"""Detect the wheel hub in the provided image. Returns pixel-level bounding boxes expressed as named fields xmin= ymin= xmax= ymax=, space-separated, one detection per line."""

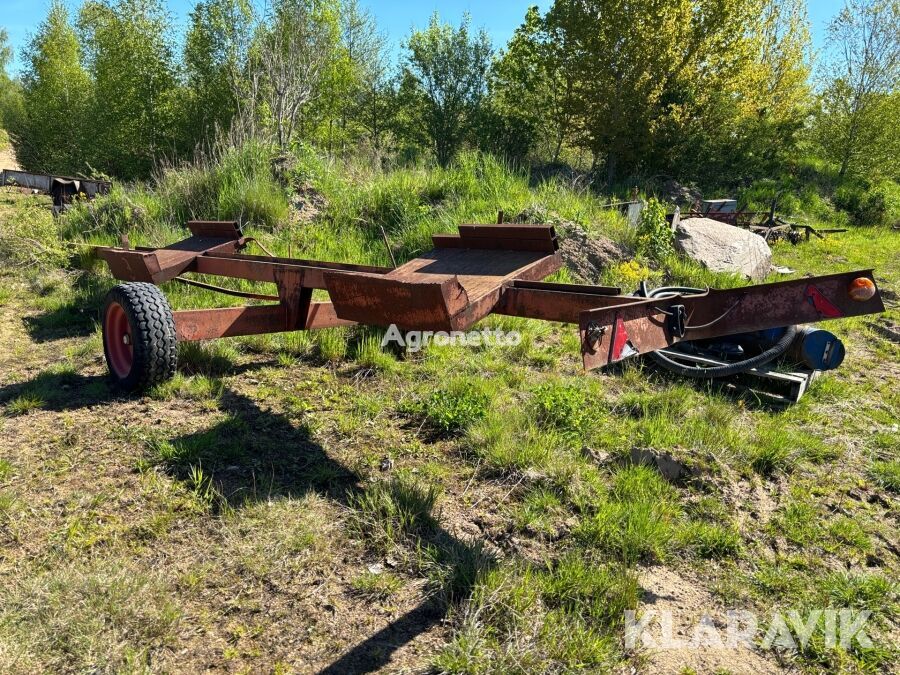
xmin=104 ymin=302 xmax=134 ymax=378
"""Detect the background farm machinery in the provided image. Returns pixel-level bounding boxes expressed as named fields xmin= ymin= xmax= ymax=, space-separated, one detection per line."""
xmin=1 ymin=168 xmax=111 ymax=214
xmin=675 ymin=197 xmax=848 ymax=244
xmin=92 ymin=221 xmax=883 ymax=402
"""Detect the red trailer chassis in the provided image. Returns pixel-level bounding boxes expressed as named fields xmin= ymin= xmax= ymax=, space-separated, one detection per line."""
xmin=93 ymin=220 xmax=884 ymax=390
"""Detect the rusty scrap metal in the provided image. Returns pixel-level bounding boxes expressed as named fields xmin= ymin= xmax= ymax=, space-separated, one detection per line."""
xmin=1 ymin=169 xmax=111 ymax=211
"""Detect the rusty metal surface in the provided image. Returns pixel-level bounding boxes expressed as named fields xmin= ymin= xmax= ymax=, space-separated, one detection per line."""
xmin=326 ymin=242 xmax=562 ymax=331
xmin=496 ymin=284 xmax=637 ymax=324
xmin=325 ymin=271 xmax=470 ymax=331
xmin=193 ymin=254 xmax=388 ymax=289
xmin=96 ymin=223 xmax=885 ymax=363
xmin=433 ymin=224 xmax=558 ymax=253
xmin=97 ymin=236 xmax=241 ymax=284
xmin=174 ymin=301 xmax=352 ymax=341
xmin=185 ymin=220 xmax=243 ymax=239
xmin=579 ymin=270 xmax=884 ymax=369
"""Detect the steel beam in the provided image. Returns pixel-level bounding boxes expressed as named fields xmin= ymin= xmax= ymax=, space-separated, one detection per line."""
xmin=579 ymin=270 xmax=884 ymax=369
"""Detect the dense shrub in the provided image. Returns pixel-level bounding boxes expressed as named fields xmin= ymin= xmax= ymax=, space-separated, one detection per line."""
xmin=635 ymin=197 xmax=673 ymax=260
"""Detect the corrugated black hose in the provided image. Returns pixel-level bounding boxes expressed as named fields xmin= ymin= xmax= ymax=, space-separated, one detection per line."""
xmin=636 ymin=282 xmax=798 ymax=379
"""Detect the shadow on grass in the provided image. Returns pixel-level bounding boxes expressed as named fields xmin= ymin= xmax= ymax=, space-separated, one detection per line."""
xmin=23 ymin=273 xmax=108 ymax=342
xmin=158 ymin=388 xmax=493 ymax=674
xmin=0 ymin=371 xmax=119 ymax=412
xmin=641 ymin=360 xmax=796 ymax=411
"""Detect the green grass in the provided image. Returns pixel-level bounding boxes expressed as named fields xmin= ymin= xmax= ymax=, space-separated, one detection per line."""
xmin=0 ymin=561 xmax=180 ymax=672
xmin=465 ymin=410 xmax=564 ymax=475
xmin=531 ymin=380 xmax=590 ymax=436
xmin=4 ymin=393 xmax=44 ymax=416
xmin=576 ymin=465 xmax=680 ymax=564
xmin=435 ymin=556 xmax=638 ymax=672
xmin=1 ymin=142 xmax=898 ymax=674
xmin=676 ymin=521 xmax=742 ymax=559
xmin=350 ymin=570 xmax=404 ymax=600
xmin=349 ymin=473 xmax=441 ymax=553
xmin=414 ymin=378 xmax=493 ymax=435
xmin=869 ymin=460 xmax=900 ymax=492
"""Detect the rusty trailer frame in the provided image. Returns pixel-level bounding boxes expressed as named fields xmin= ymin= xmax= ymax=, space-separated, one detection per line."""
xmin=93 ymin=220 xmax=885 ymax=389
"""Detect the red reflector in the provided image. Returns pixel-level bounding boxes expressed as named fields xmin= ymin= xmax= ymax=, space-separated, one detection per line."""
xmin=848 ymin=277 xmax=876 ymax=302
xmin=804 ymin=284 xmax=843 ymax=318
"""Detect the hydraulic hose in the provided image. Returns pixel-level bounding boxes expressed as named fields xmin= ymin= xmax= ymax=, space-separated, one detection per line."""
xmin=636 ymin=282 xmax=799 ymax=379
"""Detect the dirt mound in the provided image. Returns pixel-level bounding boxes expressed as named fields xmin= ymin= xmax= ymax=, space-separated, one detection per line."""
xmin=557 ymin=224 xmax=631 ymax=283
xmin=289 ymin=183 xmax=327 ymax=225
xmin=270 ymin=154 xmax=327 ymax=225
xmin=0 ymin=141 xmax=20 ymax=171
xmin=512 ymin=207 xmax=631 ymax=283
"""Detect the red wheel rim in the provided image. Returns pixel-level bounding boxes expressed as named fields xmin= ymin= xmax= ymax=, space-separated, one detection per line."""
xmin=104 ymin=302 xmax=133 ymax=379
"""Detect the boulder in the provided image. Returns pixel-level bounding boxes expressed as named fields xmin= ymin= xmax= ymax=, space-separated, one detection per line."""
xmin=675 ymin=217 xmax=771 ymax=281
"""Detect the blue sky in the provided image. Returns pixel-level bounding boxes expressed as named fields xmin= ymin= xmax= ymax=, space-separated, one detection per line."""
xmin=2 ymin=0 xmax=846 ymax=76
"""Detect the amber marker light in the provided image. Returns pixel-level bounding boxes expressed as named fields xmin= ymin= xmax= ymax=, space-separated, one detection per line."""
xmin=848 ymin=277 xmax=876 ymax=301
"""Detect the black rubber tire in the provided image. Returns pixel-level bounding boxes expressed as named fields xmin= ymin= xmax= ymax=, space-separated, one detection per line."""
xmin=102 ymin=282 xmax=177 ymax=391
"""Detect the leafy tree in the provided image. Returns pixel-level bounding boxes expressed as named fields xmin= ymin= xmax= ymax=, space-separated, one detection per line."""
xmin=658 ymin=0 xmax=811 ymax=183
xmin=490 ymin=6 xmax=576 ymax=163
xmin=0 ymin=29 xmax=24 ymax=136
xmin=183 ymin=0 xmax=254 ymax=148
xmin=256 ymin=0 xmax=340 ymax=150
xmin=510 ymin=0 xmax=811 ymax=186
xmin=338 ymin=0 xmax=394 ymax=156
xmin=79 ymin=0 xmax=181 ymax=178
xmin=304 ymin=0 xmax=384 ymax=153
xmin=10 ymin=1 xmax=93 ymax=174
xmin=814 ymin=0 xmax=900 ymax=179
xmin=400 ymin=13 xmax=492 ymax=167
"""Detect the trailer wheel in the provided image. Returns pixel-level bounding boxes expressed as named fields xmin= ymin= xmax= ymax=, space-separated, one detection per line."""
xmin=102 ymin=283 xmax=177 ymax=391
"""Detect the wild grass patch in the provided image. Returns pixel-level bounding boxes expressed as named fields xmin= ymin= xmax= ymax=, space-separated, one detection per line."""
xmin=5 ymin=393 xmax=44 ymax=416
xmin=514 ymin=487 xmax=566 ymax=536
xmin=676 ymin=521 xmax=742 ymax=559
xmin=0 ymin=561 xmax=180 ymax=672
xmin=145 ymin=415 xmax=248 ymax=468
xmin=149 ymin=373 xmax=223 ymax=403
xmin=541 ymin=554 xmax=640 ymax=630
xmin=178 ymin=340 xmax=239 ymax=376
xmin=0 ymin=459 xmax=12 ymax=481
xmin=869 ymin=460 xmax=900 ymax=492
xmin=435 ymin=555 xmax=638 ymax=672
xmin=349 ymin=473 xmax=440 ymax=552
xmin=770 ymin=498 xmax=822 ymax=547
xmin=315 ymin=328 xmax=348 ymax=362
xmin=746 ymin=422 xmax=807 ymax=476
xmin=413 ymin=378 xmax=493 ymax=435
xmin=531 ymin=380 xmax=589 ymax=437
xmin=576 ymin=465 xmax=680 ymax=564
xmin=351 ymin=571 xmax=403 ymax=600
xmin=466 ymin=410 xmax=563 ymax=475
xmin=352 ymin=332 xmax=396 ymax=372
